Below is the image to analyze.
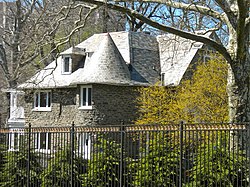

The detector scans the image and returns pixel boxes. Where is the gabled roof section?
[71,33,131,85]
[157,31,213,86]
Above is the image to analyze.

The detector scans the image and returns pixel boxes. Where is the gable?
[157,31,214,86]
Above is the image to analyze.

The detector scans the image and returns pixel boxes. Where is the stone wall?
[24,84,139,127]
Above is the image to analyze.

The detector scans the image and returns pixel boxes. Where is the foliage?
[40,145,87,187]
[0,140,7,172]
[136,55,228,124]
[174,55,228,123]
[130,131,179,186]
[82,134,125,187]
[136,84,177,124]
[184,133,249,187]
[0,141,42,187]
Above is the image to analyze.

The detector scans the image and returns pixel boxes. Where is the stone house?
[19,31,161,127]
[16,31,216,128]
[6,31,216,152]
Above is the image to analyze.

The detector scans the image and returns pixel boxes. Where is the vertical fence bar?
[247,123,250,187]
[120,122,125,187]
[70,122,75,187]
[27,123,31,187]
[179,121,184,187]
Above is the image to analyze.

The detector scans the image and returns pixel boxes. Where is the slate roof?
[19,31,213,89]
[157,32,212,86]
[18,57,76,89]
[71,33,131,85]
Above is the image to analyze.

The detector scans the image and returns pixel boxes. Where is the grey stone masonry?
[24,85,139,127]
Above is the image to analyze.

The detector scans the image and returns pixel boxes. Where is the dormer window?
[62,55,72,74]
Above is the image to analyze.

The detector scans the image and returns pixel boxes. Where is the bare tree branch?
[77,0,232,62]
[214,0,237,28]
[53,4,98,52]
[112,0,227,22]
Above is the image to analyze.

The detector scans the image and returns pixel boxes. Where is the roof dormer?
[61,47,87,75]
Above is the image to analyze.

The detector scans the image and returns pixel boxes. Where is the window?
[77,133,91,159]
[35,132,51,152]
[8,131,24,151]
[80,85,92,109]
[34,91,51,111]
[62,55,72,74]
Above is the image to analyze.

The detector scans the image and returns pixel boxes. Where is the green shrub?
[40,145,87,187]
[0,144,42,186]
[130,131,180,187]
[184,133,249,187]
[82,134,126,187]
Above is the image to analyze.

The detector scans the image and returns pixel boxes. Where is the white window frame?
[62,55,72,74]
[79,85,92,110]
[77,132,91,159]
[33,91,52,111]
[8,129,24,151]
[35,132,51,153]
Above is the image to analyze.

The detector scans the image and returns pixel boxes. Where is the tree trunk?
[227,58,250,123]
[228,58,250,155]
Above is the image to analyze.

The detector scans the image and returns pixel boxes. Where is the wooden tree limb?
[78,0,232,63]
[111,0,227,22]
[214,0,237,28]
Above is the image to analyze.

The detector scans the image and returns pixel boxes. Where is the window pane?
[40,133,46,149]
[64,57,70,72]
[82,88,86,106]
[48,92,51,107]
[40,92,47,107]
[88,88,92,106]
[35,93,39,107]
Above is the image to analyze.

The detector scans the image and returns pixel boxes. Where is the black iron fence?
[0,122,250,187]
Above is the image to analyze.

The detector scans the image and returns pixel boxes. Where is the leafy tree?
[136,84,177,125]
[173,55,228,123]
[184,132,248,187]
[0,139,7,172]
[82,134,125,187]
[130,131,179,186]
[40,145,87,187]
[0,143,42,187]
[136,56,228,124]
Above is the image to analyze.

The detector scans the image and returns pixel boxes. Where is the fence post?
[120,121,125,187]
[70,122,75,187]
[179,121,184,187]
[27,123,31,187]
[247,123,250,187]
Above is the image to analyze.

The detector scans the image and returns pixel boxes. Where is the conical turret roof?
[71,33,131,85]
